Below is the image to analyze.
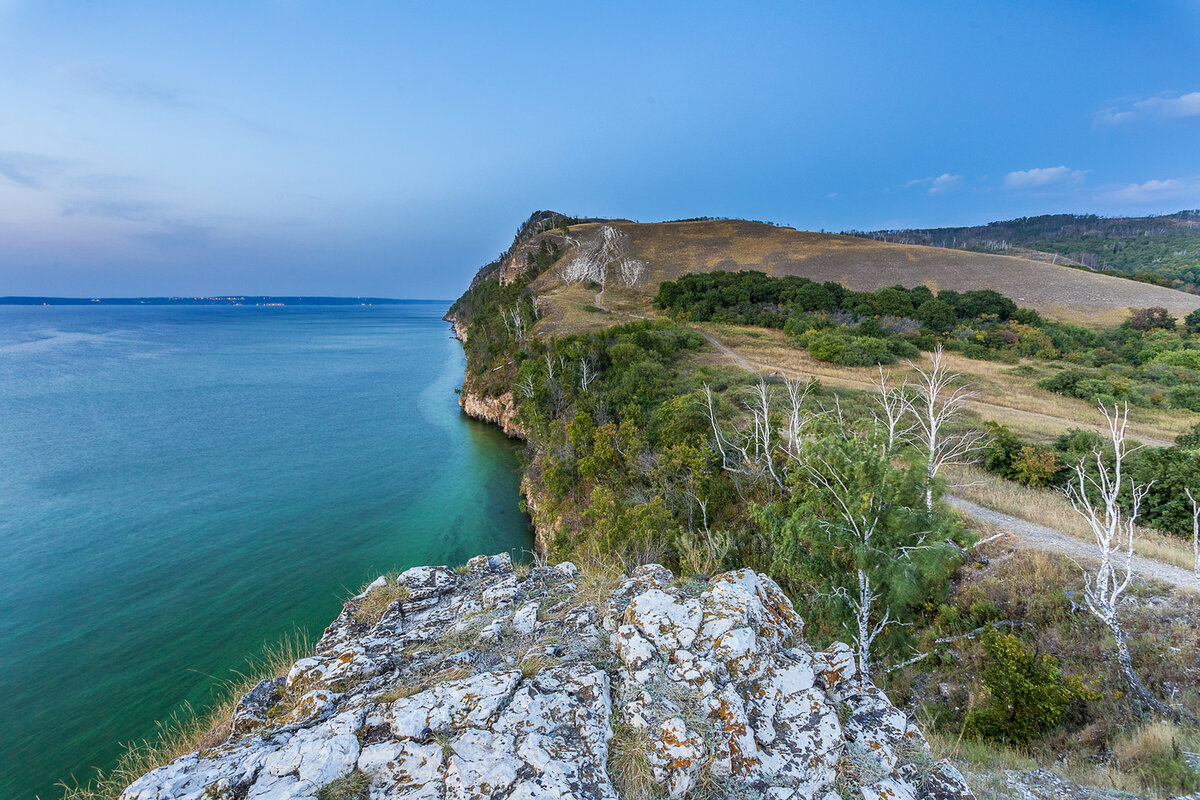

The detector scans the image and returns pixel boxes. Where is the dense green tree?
[916,299,957,331]
[758,422,966,678]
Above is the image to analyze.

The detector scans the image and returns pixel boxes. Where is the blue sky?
[1,1,1199,298]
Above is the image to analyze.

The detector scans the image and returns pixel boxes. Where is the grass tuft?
[519,655,559,679]
[317,768,371,800]
[608,721,660,799]
[353,576,410,625]
[574,547,625,610]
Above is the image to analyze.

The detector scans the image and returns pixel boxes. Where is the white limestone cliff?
[120,556,974,800]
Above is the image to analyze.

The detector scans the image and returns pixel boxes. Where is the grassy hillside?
[531,219,1200,329]
[856,210,1200,293]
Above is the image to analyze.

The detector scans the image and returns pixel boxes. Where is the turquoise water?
[0,303,532,800]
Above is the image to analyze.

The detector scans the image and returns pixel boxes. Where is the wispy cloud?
[1102,177,1200,204]
[60,197,161,221]
[1096,91,1200,125]
[906,173,961,195]
[60,63,187,108]
[0,150,65,188]
[1003,165,1087,190]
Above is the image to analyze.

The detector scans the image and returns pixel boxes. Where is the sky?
[1,1,1199,299]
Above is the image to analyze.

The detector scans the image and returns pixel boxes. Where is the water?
[0,303,532,800]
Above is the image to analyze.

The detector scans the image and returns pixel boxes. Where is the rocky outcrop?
[459,388,524,440]
[120,556,974,800]
[447,317,525,441]
[519,475,556,556]
[460,210,606,290]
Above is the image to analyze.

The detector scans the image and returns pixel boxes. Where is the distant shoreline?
[0,296,447,306]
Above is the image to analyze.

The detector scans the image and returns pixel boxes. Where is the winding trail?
[947,497,1198,594]
[695,328,1199,592]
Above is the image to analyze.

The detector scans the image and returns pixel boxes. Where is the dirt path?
[696,327,1197,589]
[948,496,1198,594]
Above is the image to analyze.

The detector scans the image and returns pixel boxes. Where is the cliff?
[119,554,975,800]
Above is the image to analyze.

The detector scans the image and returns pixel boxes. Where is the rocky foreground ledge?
[120,556,974,800]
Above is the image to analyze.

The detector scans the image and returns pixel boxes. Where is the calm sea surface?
[0,303,532,800]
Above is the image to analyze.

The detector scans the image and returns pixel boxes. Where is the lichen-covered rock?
[119,558,974,800]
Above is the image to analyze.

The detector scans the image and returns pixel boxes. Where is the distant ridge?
[491,215,1200,329]
[0,296,426,306]
[850,210,1200,292]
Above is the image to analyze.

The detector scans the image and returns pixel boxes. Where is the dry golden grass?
[353,577,410,625]
[573,547,625,611]
[377,682,422,703]
[518,654,559,679]
[427,665,475,685]
[557,219,1200,327]
[58,632,311,800]
[948,464,1195,570]
[693,323,1190,447]
[607,721,659,799]
[1114,721,1200,766]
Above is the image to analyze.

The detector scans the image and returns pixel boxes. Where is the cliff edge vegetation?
[446,211,1200,798]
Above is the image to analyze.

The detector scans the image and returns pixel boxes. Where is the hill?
[523,218,1200,330]
[853,210,1200,293]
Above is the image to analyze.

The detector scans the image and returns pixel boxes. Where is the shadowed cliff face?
[119,555,975,800]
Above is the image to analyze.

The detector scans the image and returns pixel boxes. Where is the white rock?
[512,600,540,635]
[358,740,443,798]
[615,623,658,670]
[118,558,968,800]
[623,588,702,653]
[388,670,521,738]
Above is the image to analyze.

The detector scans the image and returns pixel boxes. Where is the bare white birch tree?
[873,367,914,455]
[516,373,537,400]
[703,380,788,491]
[1186,488,1200,590]
[578,354,597,393]
[781,376,819,462]
[1065,403,1194,722]
[504,303,527,344]
[909,346,988,510]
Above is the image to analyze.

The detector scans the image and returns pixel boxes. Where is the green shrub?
[808,332,847,363]
[1012,446,1062,488]
[317,770,371,800]
[1168,383,1200,412]
[1153,349,1200,370]
[1175,422,1200,450]
[839,336,895,366]
[967,629,1097,744]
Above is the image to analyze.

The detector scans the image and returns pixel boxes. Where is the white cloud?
[1096,91,1200,125]
[928,173,961,194]
[1003,165,1087,190]
[907,173,962,194]
[1102,177,1200,204]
